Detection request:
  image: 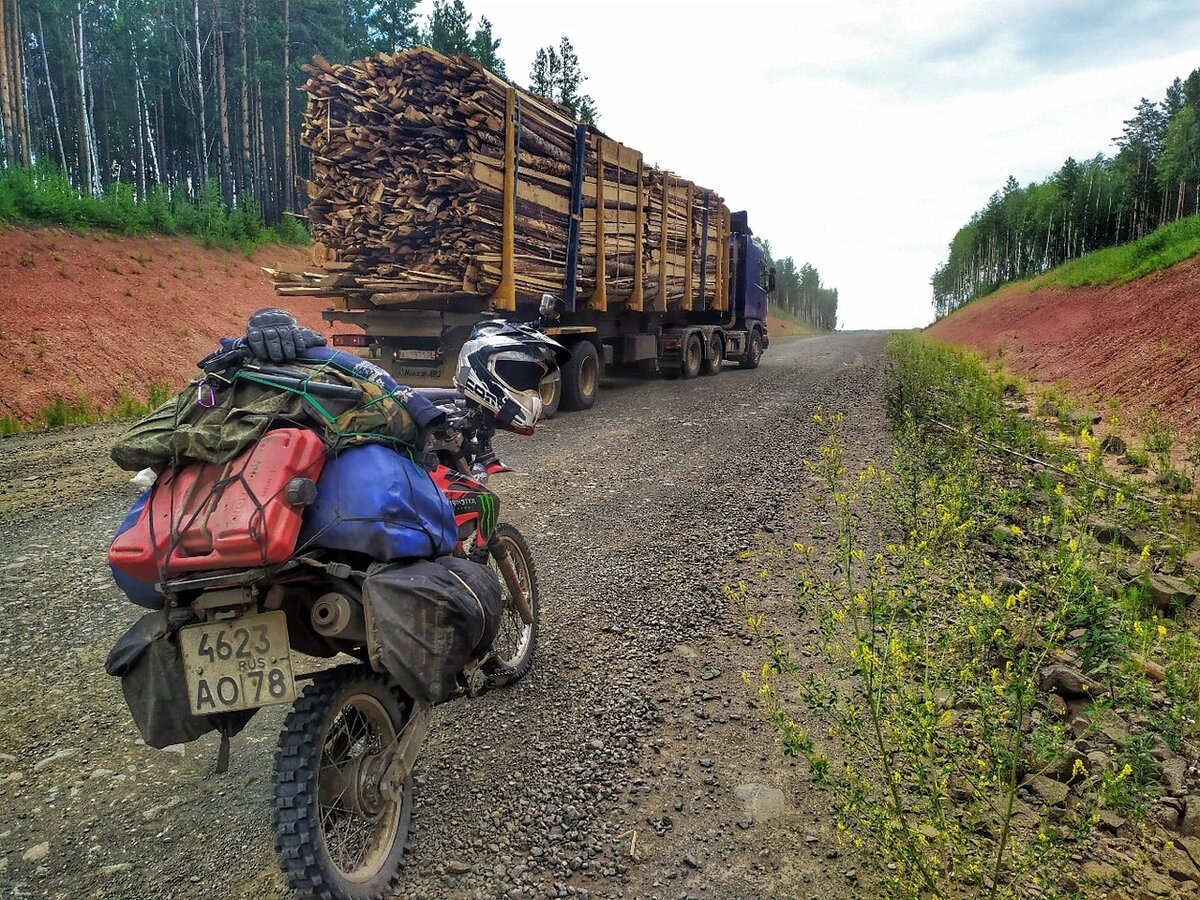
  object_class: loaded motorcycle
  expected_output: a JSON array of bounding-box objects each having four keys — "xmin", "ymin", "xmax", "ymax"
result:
[{"xmin": 105, "ymin": 307, "xmax": 568, "ymax": 900}]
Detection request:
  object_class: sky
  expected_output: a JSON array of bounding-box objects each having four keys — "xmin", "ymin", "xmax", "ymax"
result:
[{"xmin": 416, "ymin": 0, "xmax": 1200, "ymax": 329}]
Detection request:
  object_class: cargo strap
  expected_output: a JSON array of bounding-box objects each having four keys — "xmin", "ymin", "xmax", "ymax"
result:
[
  {"xmin": 563, "ymin": 123, "xmax": 587, "ymax": 312},
  {"xmin": 698, "ymin": 192, "xmax": 711, "ymax": 310},
  {"xmin": 230, "ymin": 361, "xmax": 414, "ymax": 451}
]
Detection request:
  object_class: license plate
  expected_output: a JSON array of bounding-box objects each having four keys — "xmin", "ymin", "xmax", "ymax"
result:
[
  {"xmin": 393, "ymin": 365, "xmax": 444, "ymax": 380},
  {"xmin": 179, "ymin": 611, "xmax": 296, "ymax": 715}
]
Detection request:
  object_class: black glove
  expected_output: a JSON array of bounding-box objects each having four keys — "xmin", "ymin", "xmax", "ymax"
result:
[{"xmin": 245, "ymin": 308, "xmax": 326, "ymax": 363}]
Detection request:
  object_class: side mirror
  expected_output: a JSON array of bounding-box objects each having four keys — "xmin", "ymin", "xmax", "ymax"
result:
[
  {"xmin": 767, "ymin": 268, "xmax": 777, "ymax": 293},
  {"xmin": 539, "ymin": 293, "xmax": 562, "ymax": 320}
]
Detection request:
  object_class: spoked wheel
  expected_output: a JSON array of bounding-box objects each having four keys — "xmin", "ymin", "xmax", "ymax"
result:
[
  {"xmin": 274, "ymin": 666, "xmax": 414, "ymax": 900},
  {"xmin": 483, "ymin": 522, "xmax": 541, "ymax": 688}
]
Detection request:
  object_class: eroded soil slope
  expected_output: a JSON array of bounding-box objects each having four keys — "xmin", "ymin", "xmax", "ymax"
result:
[
  {"xmin": 927, "ymin": 256, "xmax": 1200, "ymax": 433},
  {"xmin": 0, "ymin": 227, "xmax": 327, "ymax": 423}
]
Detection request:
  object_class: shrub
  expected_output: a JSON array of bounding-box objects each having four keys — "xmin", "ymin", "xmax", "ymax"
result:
[{"xmin": 0, "ymin": 164, "xmax": 307, "ymax": 250}]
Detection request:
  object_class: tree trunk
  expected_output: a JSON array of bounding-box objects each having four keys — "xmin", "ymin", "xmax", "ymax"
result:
[
  {"xmin": 74, "ymin": 5, "xmax": 93, "ymax": 193},
  {"xmin": 137, "ymin": 74, "xmax": 162, "ymax": 185},
  {"xmin": 239, "ymin": 0, "xmax": 252, "ymax": 201},
  {"xmin": 193, "ymin": 0, "xmax": 208, "ymax": 181},
  {"xmin": 39, "ymin": 11, "xmax": 65, "ymax": 170},
  {"xmin": 214, "ymin": 0, "xmax": 233, "ymax": 203},
  {"xmin": 86, "ymin": 56, "xmax": 100, "ymax": 191},
  {"xmin": 282, "ymin": 0, "xmax": 292, "ymax": 213},
  {"xmin": 255, "ymin": 75, "xmax": 267, "ymax": 213},
  {"xmin": 0, "ymin": 0, "xmax": 14, "ymax": 163},
  {"xmin": 13, "ymin": 0, "xmax": 30, "ymax": 165}
]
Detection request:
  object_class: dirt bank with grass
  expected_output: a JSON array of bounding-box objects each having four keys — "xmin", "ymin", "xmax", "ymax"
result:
[
  {"xmin": 0, "ymin": 226, "xmax": 329, "ymax": 425},
  {"xmin": 927, "ymin": 255, "xmax": 1200, "ymax": 435}
]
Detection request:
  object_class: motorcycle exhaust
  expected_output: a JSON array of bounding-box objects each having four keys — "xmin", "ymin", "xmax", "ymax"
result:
[{"xmin": 310, "ymin": 593, "xmax": 366, "ymax": 642}]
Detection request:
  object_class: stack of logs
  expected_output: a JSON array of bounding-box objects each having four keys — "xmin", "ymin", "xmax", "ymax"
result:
[{"xmin": 284, "ymin": 48, "xmax": 727, "ymax": 313}]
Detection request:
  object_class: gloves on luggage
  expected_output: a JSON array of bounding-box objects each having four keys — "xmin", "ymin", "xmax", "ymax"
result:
[{"xmin": 245, "ymin": 308, "xmax": 326, "ymax": 363}]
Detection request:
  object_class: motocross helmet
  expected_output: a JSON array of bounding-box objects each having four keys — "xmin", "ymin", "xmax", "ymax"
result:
[{"xmin": 455, "ymin": 320, "xmax": 571, "ymax": 434}]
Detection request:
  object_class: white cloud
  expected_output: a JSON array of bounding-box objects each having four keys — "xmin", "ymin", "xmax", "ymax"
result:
[{"xmin": 417, "ymin": 0, "xmax": 1200, "ymax": 328}]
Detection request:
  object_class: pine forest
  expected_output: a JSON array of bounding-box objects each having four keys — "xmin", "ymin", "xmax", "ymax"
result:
[{"xmin": 932, "ymin": 68, "xmax": 1200, "ymax": 319}]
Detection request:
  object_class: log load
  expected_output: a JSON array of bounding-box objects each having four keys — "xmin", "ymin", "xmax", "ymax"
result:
[{"xmin": 278, "ymin": 48, "xmax": 730, "ymax": 316}]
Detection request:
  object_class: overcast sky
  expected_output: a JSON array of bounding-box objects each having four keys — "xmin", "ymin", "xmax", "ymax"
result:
[{"xmin": 417, "ymin": 0, "xmax": 1200, "ymax": 329}]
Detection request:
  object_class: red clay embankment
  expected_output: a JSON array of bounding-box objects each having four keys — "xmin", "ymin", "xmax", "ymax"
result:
[
  {"xmin": 0, "ymin": 227, "xmax": 332, "ymax": 423},
  {"xmin": 927, "ymin": 257, "xmax": 1200, "ymax": 434}
]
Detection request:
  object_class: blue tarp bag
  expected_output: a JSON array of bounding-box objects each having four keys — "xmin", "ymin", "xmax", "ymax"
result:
[
  {"xmin": 110, "ymin": 491, "xmax": 165, "ymax": 610},
  {"xmin": 299, "ymin": 444, "xmax": 458, "ymax": 561}
]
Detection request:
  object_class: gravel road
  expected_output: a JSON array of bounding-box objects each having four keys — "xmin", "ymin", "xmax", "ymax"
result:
[{"xmin": 0, "ymin": 330, "xmax": 890, "ymax": 900}]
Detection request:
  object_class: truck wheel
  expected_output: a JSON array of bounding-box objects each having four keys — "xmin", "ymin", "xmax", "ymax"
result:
[
  {"xmin": 561, "ymin": 340, "xmax": 600, "ymax": 411},
  {"xmin": 701, "ymin": 333, "xmax": 723, "ymax": 376},
  {"xmin": 680, "ymin": 334, "xmax": 703, "ymax": 379},
  {"xmin": 539, "ymin": 376, "xmax": 561, "ymax": 419},
  {"xmin": 739, "ymin": 328, "xmax": 763, "ymax": 370}
]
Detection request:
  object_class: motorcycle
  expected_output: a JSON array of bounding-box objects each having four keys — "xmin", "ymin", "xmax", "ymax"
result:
[{"xmin": 106, "ymin": 308, "xmax": 567, "ymax": 900}]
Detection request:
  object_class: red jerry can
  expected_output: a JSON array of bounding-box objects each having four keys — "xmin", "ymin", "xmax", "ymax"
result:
[{"xmin": 108, "ymin": 428, "xmax": 327, "ymax": 581}]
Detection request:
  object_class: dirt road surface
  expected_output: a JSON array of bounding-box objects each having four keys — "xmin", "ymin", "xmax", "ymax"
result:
[{"xmin": 0, "ymin": 331, "xmax": 889, "ymax": 900}]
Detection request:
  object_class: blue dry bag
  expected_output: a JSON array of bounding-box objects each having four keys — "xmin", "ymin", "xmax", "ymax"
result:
[
  {"xmin": 109, "ymin": 491, "xmax": 165, "ymax": 609},
  {"xmin": 298, "ymin": 444, "xmax": 458, "ymax": 561}
]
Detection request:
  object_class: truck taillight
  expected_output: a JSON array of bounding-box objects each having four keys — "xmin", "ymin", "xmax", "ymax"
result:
[{"xmin": 332, "ymin": 333, "xmax": 369, "ymax": 347}]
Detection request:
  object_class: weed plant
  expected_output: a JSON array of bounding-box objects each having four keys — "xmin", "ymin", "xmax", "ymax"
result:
[
  {"xmin": 736, "ymin": 334, "xmax": 1200, "ymax": 898},
  {"xmin": 0, "ymin": 382, "xmax": 173, "ymax": 435}
]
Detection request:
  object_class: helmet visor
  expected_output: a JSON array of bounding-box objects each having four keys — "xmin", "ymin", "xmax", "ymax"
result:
[{"xmin": 493, "ymin": 354, "xmax": 547, "ymax": 393}]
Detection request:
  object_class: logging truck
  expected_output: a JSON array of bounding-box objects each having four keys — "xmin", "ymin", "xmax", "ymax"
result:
[{"xmin": 275, "ymin": 49, "xmax": 776, "ymax": 413}]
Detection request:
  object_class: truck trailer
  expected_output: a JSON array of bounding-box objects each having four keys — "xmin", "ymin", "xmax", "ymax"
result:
[{"xmin": 276, "ymin": 49, "xmax": 776, "ymax": 413}]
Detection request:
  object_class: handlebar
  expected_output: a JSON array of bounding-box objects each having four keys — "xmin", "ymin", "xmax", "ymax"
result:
[{"xmin": 411, "ymin": 387, "xmax": 464, "ymax": 405}]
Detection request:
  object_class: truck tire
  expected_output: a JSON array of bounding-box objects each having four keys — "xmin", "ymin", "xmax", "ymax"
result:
[
  {"xmin": 561, "ymin": 340, "xmax": 600, "ymax": 411},
  {"xmin": 539, "ymin": 376, "xmax": 561, "ymax": 419},
  {"xmin": 701, "ymin": 333, "xmax": 723, "ymax": 376},
  {"xmin": 680, "ymin": 334, "xmax": 703, "ymax": 379},
  {"xmin": 739, "ymin": 327, "xmax": 763, "ymax": 370}
]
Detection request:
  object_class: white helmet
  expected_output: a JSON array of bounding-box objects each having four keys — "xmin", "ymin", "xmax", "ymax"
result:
[{"xmin": 455, "ymin": 320, "xmax": 570, "ymax": 434}]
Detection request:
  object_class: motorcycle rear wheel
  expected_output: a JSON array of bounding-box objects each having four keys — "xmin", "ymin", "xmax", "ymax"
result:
[
  {"xmin": 274, "ymin": 666, "xmax": 413, "ymax": 900},
  {"xmin": 483, "ymin": 522, "xmax": 541, "ymax": 687}
]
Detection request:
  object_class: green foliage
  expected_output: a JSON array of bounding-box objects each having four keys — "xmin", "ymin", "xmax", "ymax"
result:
[
  {"xmin": 40, "ymin": 395, "xmax": 94, "ymax": 429},
  {"xmin": 529, "ymin": 37, "xmax": 597, "ymax": 124},
  {"xmin": 6, "ymin": 381, "xmax": 175, "ymax": 434},
  {"xmin": 737, "ymin": 334, "xmax": 1199, "ymax": 896},
  {"xmin": 1032, "ymin": 214, "xmax": 1200, "ymax": 291},
  {"xmin": 933, "ymin": 67, "xmax": 1200, "ymax": 318},
  {"xmin": 759, "ymin": 245, "xmax": 838, "ymax": 330},
  {"xmin": 0, "ymin": 164, "xmax": 307, "ymax": 250}
]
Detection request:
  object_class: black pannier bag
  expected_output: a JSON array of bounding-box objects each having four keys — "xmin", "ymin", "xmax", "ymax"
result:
[
  {"xmin": 364, "ymin": 556, "xmax": 504, "ymax": 704},
  {"xmin": 105, "ymin": 611, "xmax": 255, "ymax": 748}
]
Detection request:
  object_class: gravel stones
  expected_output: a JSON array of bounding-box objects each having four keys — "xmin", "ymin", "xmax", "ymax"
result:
[{"xmin": 0, "ymin": 334, "xmax": 889, "ymax": 899}]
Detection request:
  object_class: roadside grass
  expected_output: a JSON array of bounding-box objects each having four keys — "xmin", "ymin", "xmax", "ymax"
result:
[
  {"xmin": 735, "ymin": 334, "xmax": 1200, "ymax": 898},
  {"xmin": 0, "ymin": 164, "xmax": 308, "ymax": 253},
  {"xmin": 0, "ymin": 382, "xmax": 173, "ymax": 436},
  {"xmin": 1030, "ymin": 214, "xmax": 1200, "ymax": 291},
  {"xmin": 769, "ymin": 304, "xmax": 827, "ymax": 337}
]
